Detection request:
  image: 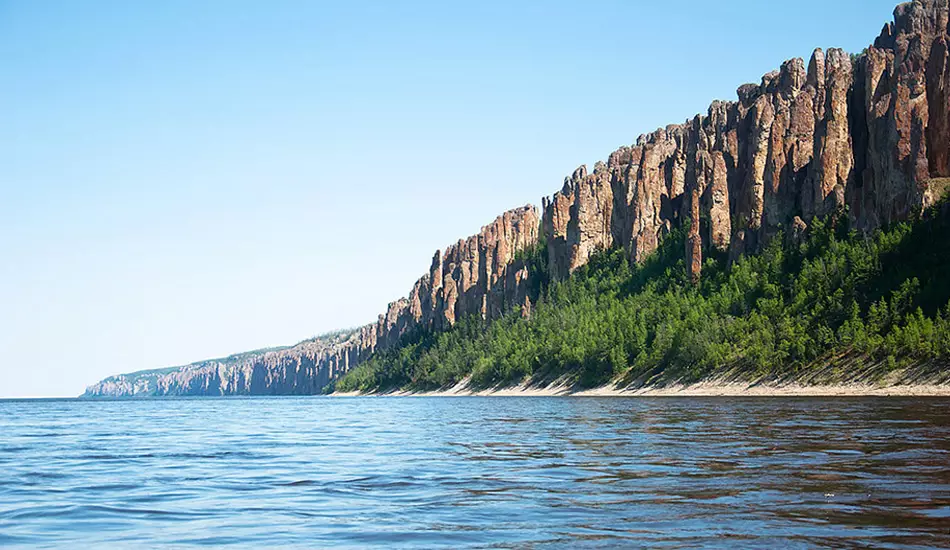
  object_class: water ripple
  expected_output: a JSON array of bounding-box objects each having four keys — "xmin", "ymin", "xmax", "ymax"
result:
[{"xmin": 0, "ymin": 396, "xmax": 948, "ymax": 548}]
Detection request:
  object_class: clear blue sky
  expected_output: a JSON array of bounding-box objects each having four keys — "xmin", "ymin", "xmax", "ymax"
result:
[{"xmin": 0, "ymin": 0, "xmax": 898, "ymax": 397}]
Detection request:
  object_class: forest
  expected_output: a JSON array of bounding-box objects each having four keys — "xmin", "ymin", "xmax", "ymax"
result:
[{"xmin": 333, "ymin": 196, "xmax": 950, "ymax": 394}]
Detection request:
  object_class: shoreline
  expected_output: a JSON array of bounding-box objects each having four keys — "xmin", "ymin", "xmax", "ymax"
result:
[{"xmin": 333, "ymin": 380, "xmax": 950, "ymax": 398}]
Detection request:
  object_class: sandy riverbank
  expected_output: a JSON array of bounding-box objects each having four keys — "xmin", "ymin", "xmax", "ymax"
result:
[{"xmin": 332, "ymin": 379, "xmax": 950, "ymax": 398}]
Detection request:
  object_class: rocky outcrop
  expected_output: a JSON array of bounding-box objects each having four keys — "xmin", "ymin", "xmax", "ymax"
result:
[
  {"xmin": 544, "ymin": 0, "xmax": 950, "ymax": 284},
  {"xmin": 84, "ymin": 206, "xmax": 540, "ymax": 397},
  {"xmin": 83, "ymin": 332, "xmax": 365, "ymax": 397},
  {"xmin": 85, "ymin": 0, "xmax": 950, "ymax": 397}
]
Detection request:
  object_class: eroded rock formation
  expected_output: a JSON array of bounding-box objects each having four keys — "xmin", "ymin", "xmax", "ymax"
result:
[
  {"xmin": 545, "ymin": 0, "xmax": 950, "ymax": 284},
  {"xmin": 85, "ymin": 0, "xmax": 950, "ymax": 397},
  {"xmin": 84, "ymin": 206, "xmax": 540, "ymax": 396}
]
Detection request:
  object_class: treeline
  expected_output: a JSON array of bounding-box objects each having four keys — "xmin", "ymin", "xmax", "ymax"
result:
[{"xmin": 333, "ymin": 198, "xmax": 950, "ymax": 393}]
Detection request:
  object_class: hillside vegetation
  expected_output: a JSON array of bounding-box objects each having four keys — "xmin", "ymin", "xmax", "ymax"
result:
[{"xmin": 333, "ymin": 197, "xmax": 950, "ymax": 394}]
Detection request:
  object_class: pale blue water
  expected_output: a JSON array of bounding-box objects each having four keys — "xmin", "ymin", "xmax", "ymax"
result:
[{"xmin": 1, "ymin": 397, "xmax": 949, "ymax": 549}]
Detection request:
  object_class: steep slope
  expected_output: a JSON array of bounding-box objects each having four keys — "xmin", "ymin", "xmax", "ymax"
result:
[
  {"xmin": 84, "ymin": 207, "xmax": 540, "ymax": 396},
  {"xmin": 86, "ymin": 0, "xmax": 950, "ymax": 397},
  {"xmin": 336, "ymin": 198, "xmax": 950, "ymax": 393},
  {"xmin": 83, "ymin": 332, "xmax": 357, "ymax": 397},
  {"xmin": 545, "ymin": 0, "xmax": 950, "ymax": 284}
]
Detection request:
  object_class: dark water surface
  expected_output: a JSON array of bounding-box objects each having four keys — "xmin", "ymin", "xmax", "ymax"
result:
[{"xmin": 1, "ymin": 397, "xmax": 949, "ymax": 548}]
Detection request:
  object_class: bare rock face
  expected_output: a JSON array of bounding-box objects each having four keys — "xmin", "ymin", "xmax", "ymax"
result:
[
  {"xmin": 789, "ymin": 216, "xmax": 809, "ymax": 246},
  {"xmin": 84, "ymin": 206, "xmax": 540, "ymax": 397},
  {"xmin": 86, "ymin": 0, "xmax": 950, "ymax": 398},
  {"xmin": 540, "ymin": 0, "xmax": 950, "ymax": 282},
  {"xmin": 83, "ymin": 331, "xmax": 371, "ymax": 397},
  {"xmin": 686, "ymin": 188, "xmax": 702, "ymax": 284},
  {"xmin": 354, "ymin": 205, "xmax": 541, "ymax": 357},
  {"xmin": 543, "ymin": 165, "xmax": 614, "ymax": 279},
  {"xmin": 852, "ymin": 0, "xmax": 950, "ymax": 229}
]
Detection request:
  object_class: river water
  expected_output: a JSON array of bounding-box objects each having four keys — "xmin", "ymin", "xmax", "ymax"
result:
[{"xmin": 1, "ymin": 397, "xmax": 948, "ymax": 548}]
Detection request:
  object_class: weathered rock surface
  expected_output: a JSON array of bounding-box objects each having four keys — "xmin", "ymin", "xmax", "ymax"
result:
[
  {"xmin": 85, "ymin": 0, "xmax": 950, "ymax": 397},
  {"xmin": 545, "ymin": 0, "xmax": 950, "ymax": 283},
  {"xmin": 84, "ymin": 206, "xmax": 540, "ymax": 397}
]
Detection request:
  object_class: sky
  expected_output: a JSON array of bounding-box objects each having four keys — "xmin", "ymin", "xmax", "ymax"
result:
[{"xmin": 0, "ymin": 0, "xmax": 900, "ymax": 397}]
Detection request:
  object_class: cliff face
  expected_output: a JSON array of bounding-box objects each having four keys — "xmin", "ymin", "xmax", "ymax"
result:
[
  {"xmin": 83, "ymin": 333, "xmax": 362, "ymax": 397},
  {"xmin": 545, "ymin": 0, "xmax": 950, "ymax": 283},
  {"xmin": 84, "ymin": 206, "xmax": 540, "ymax": 397},
  {"xmin": 85, "ymin": 0, "xmax": 950, "ymax": 397}
]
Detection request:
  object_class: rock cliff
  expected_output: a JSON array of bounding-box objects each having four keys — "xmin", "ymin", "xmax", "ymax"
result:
[
  {"xmin": 84, "ymin": 206, "xmax": 540, "ymax": 396},
  {"xmin": 544, "ymin": 0, "xmax": 950, "ymax": 283},
  {"xmin": 85, "ymin": 0, "xmax": 950, "ymax": 397}
]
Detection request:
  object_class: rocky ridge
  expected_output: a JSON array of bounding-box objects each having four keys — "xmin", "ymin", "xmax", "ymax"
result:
[
  {"xmin": 85, "ymin": 0, "xmax": 950, "ymax": 397},
  {"xmin": 545, "ymin": 0, "xmax": 950, "ymax": 283},
  {"xmin": 84, "ymin": 207, "xmax": 540, "ymax": 396}
]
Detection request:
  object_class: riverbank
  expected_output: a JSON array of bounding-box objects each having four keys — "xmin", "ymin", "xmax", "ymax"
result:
[{"xmin": 332, "ymin": 378, "xmax": 950, "ymax": 397}]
